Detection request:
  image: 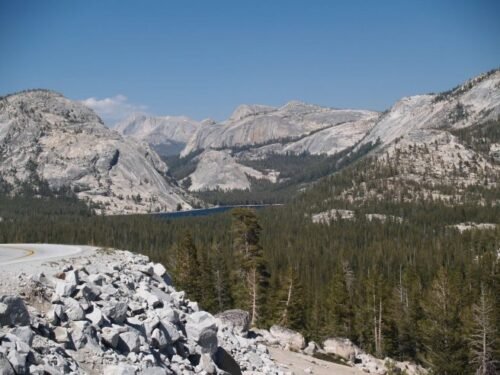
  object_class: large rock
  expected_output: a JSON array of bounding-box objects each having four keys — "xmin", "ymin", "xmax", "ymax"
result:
[
  {"xmin": 7, "ymin": 350, "xmax": 29, "ymax": 374},
  {"xmin": 102, "ymin": 301, "xmax": 128, "ymax": 324},
  {"xmin": 0, "ymin": 355, "xmax": 15, "ymax": 375},
  {"xmin": 100, "ymin": 326, "xmax": 121, "ymax": 349},
  {"xmin": 63, "ymin": 297, "xmax": 85, "ymax": 321},
  {"xmin": 185, "ymin": 311, "xmax": 218, "ymax": 355},
  {"xmin": 69, "ymin": 320, "xmax": 98, "ymax": 349},
  {"xmin": 269, "ymin": 325, "xmax": 306, "ymax": 351},
  {"xmin": 214, "ymin": 347, "xmax": 242, "ymax": 375},
  {"xmin": 150, "ymin": 328, "xmax": 169, "ymax": 350},
  {"xmin": 0, "ymin": 296, "xmax": 30, "ymax": 327},
  {"xmin": 322, "ymin": 337, "xmax": 359, "ymax": 361},
  {"xmin": 118, "ymin": 331, "xmax": 141, "ymax": 353},
  {"xmin": 160, "ymin": 321, "xmax": 180, "ymax": 343},
  {"xmin": 215, "ymin": 309, "xmax": 250, "ymax": 334},
  {"xmin": 9, "ymin": 326, "xmax": 34, "ymax": 346}
]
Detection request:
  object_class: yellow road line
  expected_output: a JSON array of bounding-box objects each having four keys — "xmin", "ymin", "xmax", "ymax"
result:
[
  {"xmin": 0, "ymin": 247, "xmax": 35, "ymax": 262},
  {"xmin": 18, "ymin": 249, "xmax": 35, "ymax": 259}
]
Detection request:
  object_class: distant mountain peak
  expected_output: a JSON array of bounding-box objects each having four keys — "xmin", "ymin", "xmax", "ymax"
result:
[{"xmin": 229, "ymin": 104, "xmax": 276, "ymax": 122}]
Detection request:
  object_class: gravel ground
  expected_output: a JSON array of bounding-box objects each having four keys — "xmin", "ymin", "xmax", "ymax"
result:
[{"xmin": 268, "ymin": 346, "xmax": 365, "ymax": 375}]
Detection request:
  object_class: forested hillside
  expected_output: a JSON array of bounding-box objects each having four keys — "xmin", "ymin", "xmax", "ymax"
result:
[{"xmin": 1, "ymin": 154, "xmax": 499, "ymax": 374}]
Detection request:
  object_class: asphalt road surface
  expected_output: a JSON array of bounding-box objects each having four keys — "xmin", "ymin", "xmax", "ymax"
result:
[{"xmin": 0, "ymin": 243, "xmax": 89, "ymax": 267}]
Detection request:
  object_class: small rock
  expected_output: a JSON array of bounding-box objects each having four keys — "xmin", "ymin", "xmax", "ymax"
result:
[
  {"xmin": 103, "ymin": 364, "xmax": 138, "ymax": 375},
  {"xmin": 153, "ymin": 263, "xmax": 166, "ymax": 277},
  {"xmin": 53, "ymin": 326, "xmax": 71, "ymax": 345},
  {"xmin": 55, "ymin": 280, "xmax": 76, "ymax": 298},
  {"xmin": 86, "ymin": 306, "xmax": 104, "ymax": 327},
  {"xmin": 88, "ymin": 274, "xmax": 105, "ymax": 286}
]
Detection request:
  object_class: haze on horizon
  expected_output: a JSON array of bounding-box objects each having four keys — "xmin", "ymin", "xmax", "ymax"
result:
[{"xmin": 0, "ymin": 0, "xmax": 499, "ymax": 124}]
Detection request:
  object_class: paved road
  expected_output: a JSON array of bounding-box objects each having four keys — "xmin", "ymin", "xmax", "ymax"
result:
[{"xmin": 0, "ymin": 243, "xmax": 89, "ymax": 267}]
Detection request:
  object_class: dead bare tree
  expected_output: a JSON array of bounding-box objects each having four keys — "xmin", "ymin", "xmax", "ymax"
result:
[{"xmin": 469, "ymin": 286, "xmax": 498, "ymax": 375}]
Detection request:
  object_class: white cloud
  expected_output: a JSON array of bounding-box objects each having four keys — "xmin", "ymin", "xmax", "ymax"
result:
[{"xmin": 80, "ymin": 95, "xmax": 147, "ymax": 126}]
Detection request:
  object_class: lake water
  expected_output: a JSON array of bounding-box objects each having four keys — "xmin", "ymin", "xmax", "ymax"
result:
[{"xmin": 156, "ymin": 204, "xmax": 278, "ymax": 219}]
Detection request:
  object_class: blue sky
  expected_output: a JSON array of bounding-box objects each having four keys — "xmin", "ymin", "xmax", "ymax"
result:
[{"xmin": 0, "ymin": 0, "xmax": 499, "ymax": 124}]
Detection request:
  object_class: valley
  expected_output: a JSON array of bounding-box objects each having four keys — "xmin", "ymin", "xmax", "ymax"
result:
[{"xmin": 0, "ymin": 69, "xmax": 499, "ymax": 375}]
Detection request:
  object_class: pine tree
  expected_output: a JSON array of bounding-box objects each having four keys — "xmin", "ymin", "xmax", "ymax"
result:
[
  {"xmin": 356, "ymin": 271, "xmax": 387, "ymax": 357},
  {"xmin": 231, "ymin": 208, "xmax": 269, "ymax": 327},
  {"xmin": 211, "ymin": 242, "xmax": 233, "ymax": 312},
  {"xmin": 469, "ymin": 285, "xmax": 498, "ymax": 375},
  {"xmin": 278, "ymin": 264, "xmax": 306, "ymax": 331},
  {"xmin": 326, "ymin": 267, "xmax": 354, "ymax": 339},
  {"xmin": 173, "ymin": 232, "xmax": 201, "ymax": 302},
  {"xmin": 199, "ymin": 248, "xmax": 218, "ymax": 312},
  {"xmin": 420, "ymin": 268, "xmax": 469, "ymax": 374}
]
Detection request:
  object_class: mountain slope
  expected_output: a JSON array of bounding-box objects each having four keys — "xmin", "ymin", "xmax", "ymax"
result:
[
  {"xmin": 0, "ymin": 90, "xmax": 193, "ymax": 214},
  {"xmin": 358, "ymin": 69, "xmax": 500, "ymax": 150},
  {"xmin": 333, "ymin": 69, "xmax": 500, "ymax": 203}
]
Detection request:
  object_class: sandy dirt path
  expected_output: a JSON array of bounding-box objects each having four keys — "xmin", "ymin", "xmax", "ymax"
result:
[{"xmin": 268, "ymin": 346, "xmax": 365, "ymax": 375}]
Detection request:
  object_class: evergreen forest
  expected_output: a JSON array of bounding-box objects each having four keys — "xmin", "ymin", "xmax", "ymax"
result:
[{"xmin": 0, "ymin": 155, "xmax": 499, "ymax": 375}]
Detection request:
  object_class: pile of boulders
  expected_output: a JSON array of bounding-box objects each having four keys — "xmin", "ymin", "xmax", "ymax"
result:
[
  {"xmin": 0, "ymin": 249, "xmax": 288, "ymax": 375},
  {"xmin": 214, "ymin": 311, "xmax": 291, "ymax": 375}
]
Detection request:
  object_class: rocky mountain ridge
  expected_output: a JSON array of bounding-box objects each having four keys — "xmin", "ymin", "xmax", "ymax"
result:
[
  {"xmin": 115, "ymin": 114, "xmax": 203, "ymax": 157},
  {"xmin": 177, "ymin": 69, "xmax": 500, "ymax": 193},
  {"xmin": 181, "ymin": 101, "xmax": 378, "ymax": 158},
  {"xmin": 0, "ymin": 90, "xmax": 194, "ymax": 214}
]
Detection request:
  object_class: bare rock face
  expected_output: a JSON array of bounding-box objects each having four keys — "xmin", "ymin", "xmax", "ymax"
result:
[
  {"xmin": 115, "ymin": 113, "xmax": 202, "ymax": 157},
  {"xmin": 0, "ymin": 90, "xmax": 193, "ymax": 214},
  {"xmin": 186, "ymin": 150, "xmax": 278, "ymax": 191},
  {"xmin": 358, "ymin": 69, "xmax": 500, "ymax": 150},
  {"xmin": 181, "ymin": 101, "xmax": 378, "ymax": 157}
]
